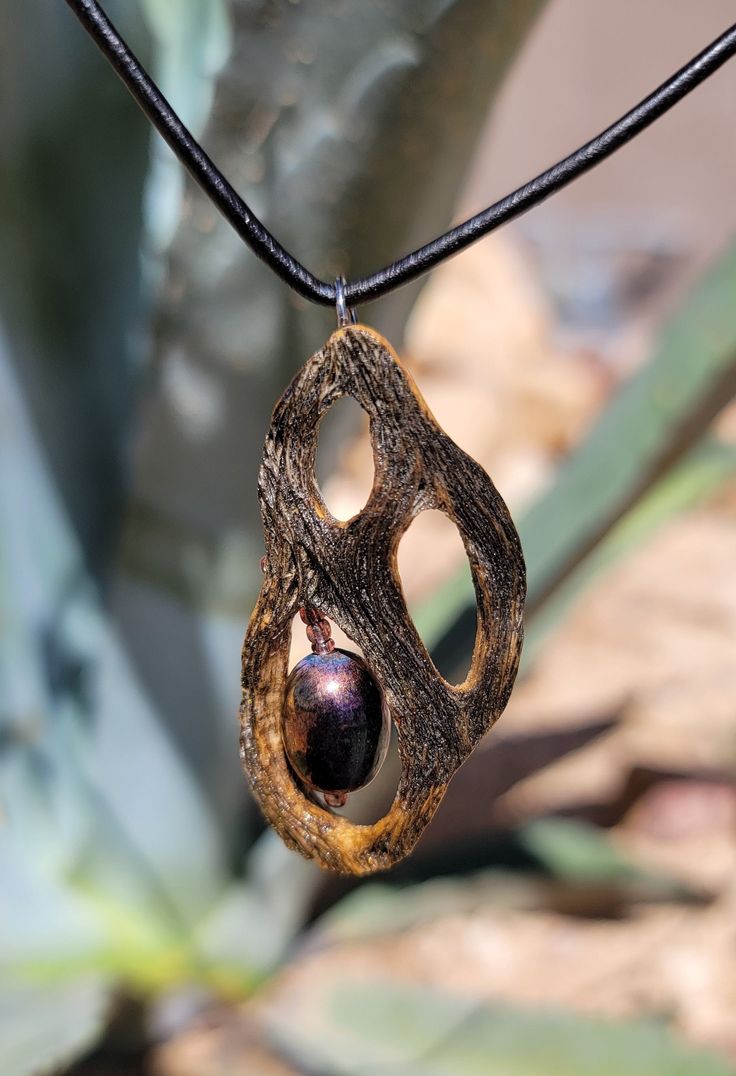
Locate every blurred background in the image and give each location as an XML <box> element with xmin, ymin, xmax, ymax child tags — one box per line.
<box><xmin>1</xmin><ymin>1</ymin><xmax>735</xmax><ymax>1073</ymax></box>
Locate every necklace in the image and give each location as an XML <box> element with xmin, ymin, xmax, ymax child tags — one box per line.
<box><xmin>63</xmin><ymin>1</ymin><xmax>736</xmax><ymax>873</ymax></box>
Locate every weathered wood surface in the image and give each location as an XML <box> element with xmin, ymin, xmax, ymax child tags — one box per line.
<box><xmin>240</xmin><ymin>326</ymin><xmax>525</xmax><ymax>874</ymax></box>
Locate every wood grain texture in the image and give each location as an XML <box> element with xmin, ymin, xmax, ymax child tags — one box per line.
<box><xmin>240</xmin><ymin>325</ymin><xmax>525</xmax><ymax>874</ymax></box>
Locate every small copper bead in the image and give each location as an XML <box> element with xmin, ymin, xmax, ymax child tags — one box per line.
<box><xmin>281</xmin><ymin>648</ymin><xmax>390</xmax><ymax>802</ymax></box>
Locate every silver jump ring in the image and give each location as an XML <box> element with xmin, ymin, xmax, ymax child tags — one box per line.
<box><xmin>335</xmin><ymin>276</ymin><xmax>357</xmax><ymax>327</ymax></box>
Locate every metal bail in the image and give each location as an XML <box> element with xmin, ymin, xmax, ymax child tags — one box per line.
<box><xmin>335</xmin><ymin>276</ymin><xmax>357</xmax><ymax>327</ymax></box>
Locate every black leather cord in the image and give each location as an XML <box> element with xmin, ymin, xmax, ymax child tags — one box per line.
<box><xmin>64</xmin><ymin>0</ymin><xmax>736</xmax><ymax>308</ymax></box>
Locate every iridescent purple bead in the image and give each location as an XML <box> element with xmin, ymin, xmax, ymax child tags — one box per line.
<box><xmin>281</xmin><ymin>648</ymin><xmax>390</xmax><ymax>806</ymax></box>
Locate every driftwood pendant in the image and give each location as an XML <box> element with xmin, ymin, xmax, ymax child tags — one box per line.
<box><xmin>240</xmin><ymin>325</ymin><xmax>525</xmax><ymax>875</ymax></box>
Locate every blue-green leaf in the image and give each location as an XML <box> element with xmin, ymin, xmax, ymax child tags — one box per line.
<box><xmin>266</xmin><ymin>980</ymin><xmax>736</xmax><ymax>1076</ymax></box>
<box><xmin>0</xmin><ymin>977</ymin><xmax>111</xmax><ymax>1076</ymax></box>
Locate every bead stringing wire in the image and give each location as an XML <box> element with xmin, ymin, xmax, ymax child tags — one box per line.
<box><xmin>63</xmin><ymin>0</ymin><xmax>736</xmax><ymax>308</ymax></box>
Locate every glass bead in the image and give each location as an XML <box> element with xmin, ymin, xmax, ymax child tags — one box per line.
<box><xmin>281</xmin><ymin>648</ymin><xmax>390</xmax><ymax>802</ymax></box>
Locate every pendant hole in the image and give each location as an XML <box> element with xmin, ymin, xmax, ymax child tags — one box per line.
<box><xmin>315</xmin><ymin>396</ymin><xmax>373</xmax><ymax>521</ymax></box>
<box><xmin>396</xmin><ymin>510</ymin><xmax>477</xmax><ymax>686</ymax></box>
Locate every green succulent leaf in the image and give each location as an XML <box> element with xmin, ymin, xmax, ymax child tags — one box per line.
<box><xmin>139</xmin><ymin>0</ymin><xmax>231</xmax><ymax>249</ymax></box>
<box><xmin>266</xmin><ymin>980</ymin><xmax>735</xmax><ymax>1076</ymax></box>
<box><xmin>523</xmin><ymin>437</ymin><xmax>736</xmax><ymax>661</ymax></box>
<box><xmin>518</xmin><ymin>818</ymin><xmax>649</xmax><ymax>885</ymax></box>
<box><xmin>0</xmin><ymin>977</ymin><xmax>111</xmax><ymax>1076</ymax></box>
<box><xmin>0</xmin><ymin>327</ymin><xmax>224</xmax><ymax>967</ymax></box>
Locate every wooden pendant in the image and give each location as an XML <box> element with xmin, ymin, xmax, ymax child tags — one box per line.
<box><xmin>239</xmin><ymin>325</ymin><xmax>525</xmax><ymax>875</ymax></box>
